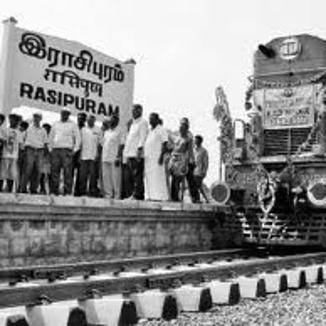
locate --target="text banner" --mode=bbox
[262,85,315,129]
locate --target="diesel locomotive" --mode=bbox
[212,34,326,247]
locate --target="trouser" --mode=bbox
[186,163,199,203]
[194,175,205,200]
[171,174,183,202]
[72,150,81,196]
[102,162,121,199]
[89,157,101,197]
[17,149,25,192]
[40,173,51,194]
[121,163,133,199]
[127,157,144,200]
[21,147,44,193]
[78,160,96,196]
[0,158,18,193]
[50,148,73,195]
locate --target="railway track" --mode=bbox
[1,248,326,325]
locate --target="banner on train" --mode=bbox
[254,85,315,129]
[0,20,135,124]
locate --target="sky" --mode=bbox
[0,0,325,184]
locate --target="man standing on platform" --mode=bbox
[20,113,48,194]
[123,104,148,200]
[49,107,80,195]
[73,112,87,196]
[0,114,22,192]
[102,115,123,199]
[180,117,198,203]
[39,123,52,194]
[78,115,101,196]
[194,135,209,203]
[144,113,169,201]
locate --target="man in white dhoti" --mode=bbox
[144,113,169,201]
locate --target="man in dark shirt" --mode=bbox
[194,135,209,203]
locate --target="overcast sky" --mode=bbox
[0,0,325,183]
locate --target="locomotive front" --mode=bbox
[213,34,326,247]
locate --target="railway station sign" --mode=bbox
[260,85,315,129]
[0,18,135,125]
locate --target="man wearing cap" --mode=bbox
[20,113,48,194]
[49,107,81,195]
[78,115,101,196]
[123,104,148,200]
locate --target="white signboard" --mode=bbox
[0,19,135,126]
[256,85,316,129]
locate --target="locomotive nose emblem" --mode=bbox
[280,37,301,60]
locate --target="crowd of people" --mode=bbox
[0,104,209,203]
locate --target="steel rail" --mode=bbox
[0,248,249,281]
[0,251,325,308]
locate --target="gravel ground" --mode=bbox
[138,284,326,326]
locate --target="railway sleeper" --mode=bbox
[2,263,326,325]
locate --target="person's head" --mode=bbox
[8,114,19,128]
[110,115,119,129]
[102,119,110,131]
[132,104,143,119]
[33,112,42,127]
[16,115,23,125]
[77,112,87,127]
[179,118,189,137]
[42,123,51,135]
[195,135,203,147]
[60,107,71,122]
[0,114,5,126]
[19,121,29,132]
[149,112,160,128]
[87,115,96,128]
[180,117,190,128]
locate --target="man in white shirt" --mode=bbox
[49,107,81,195]
[0,114,22,192]
[144,113,169,201]
[102,115,123,199]
[123,104,148,200]
[20,112,48,194]
[78,115,101,196]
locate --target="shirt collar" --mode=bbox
[133,116,142,123]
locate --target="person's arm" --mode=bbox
[48,124,55,152]
[137,120,148,159]
[159,141,168,165]
[73,123,81,153]
[20,130,26,150]
[203,150,209,177]
[43,129,49,154]
[188,137,195,165]
[158,127,169,165]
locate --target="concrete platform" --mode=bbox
[0,194,242,267]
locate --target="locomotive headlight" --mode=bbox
[258,44,276,58]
